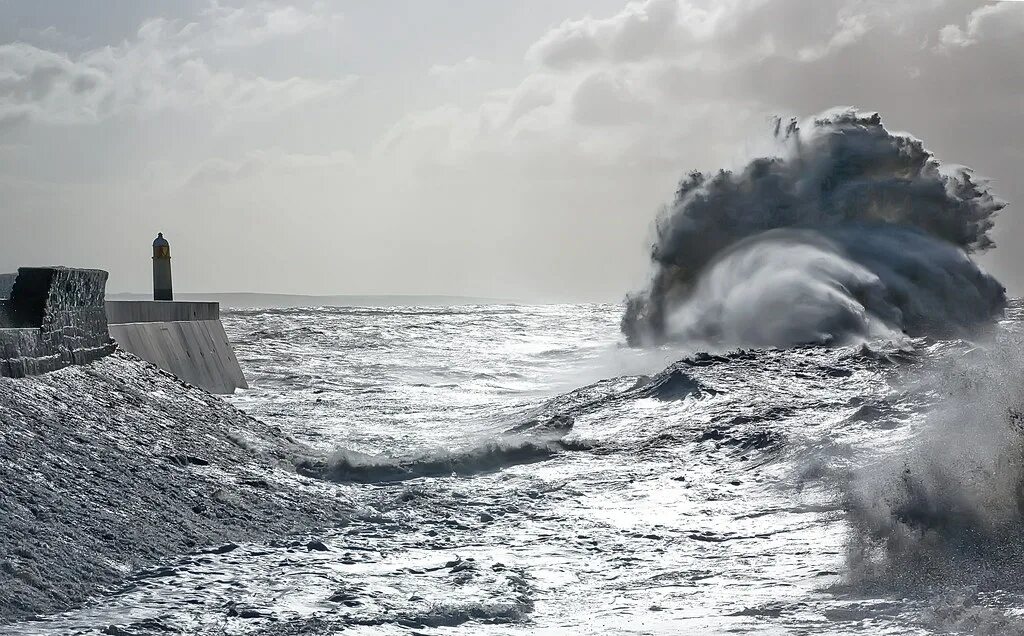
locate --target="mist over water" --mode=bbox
[623,108,1007,348]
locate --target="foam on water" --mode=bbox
[8,303,1024,635]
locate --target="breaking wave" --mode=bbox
[297,362,722,485]
[623,108,1006,348]
[297,428,589,484]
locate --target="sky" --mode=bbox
[0,0,1022,300]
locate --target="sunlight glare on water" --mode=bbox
[12,302,1024,635]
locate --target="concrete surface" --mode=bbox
[106,300,219,323]
[108,319,248,394]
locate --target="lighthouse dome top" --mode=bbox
[153,232,169,248]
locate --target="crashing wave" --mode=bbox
[297,427,589,484]
[623,108,1006,349]
[842,335,1024,589]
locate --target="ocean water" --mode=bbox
[13,301,1024,635]
[2,108,1014,636]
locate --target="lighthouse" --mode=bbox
[152,232,173,301]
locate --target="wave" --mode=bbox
[840,334,1024,591]
[623,108,1006,349]
[298,359,725,485]
[297,426,589,484]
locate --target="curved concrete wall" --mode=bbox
[108,317,247,394]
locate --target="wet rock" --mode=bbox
[328,591,358,602]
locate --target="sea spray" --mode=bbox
[623,108,1006,348]
[842,337,1024,589]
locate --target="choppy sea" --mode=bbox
[14,301,1024,635]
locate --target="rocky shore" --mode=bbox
[0,351,348,623]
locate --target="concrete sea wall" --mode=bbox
[106,300,219,323]
[107,315,248,395]
[0,268,246,393]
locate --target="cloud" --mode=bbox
[524,0,892,72]
[0,43,110,125]
[374,0,889,175]
[371,0,1024,182]
[796,10,870,61]
[526,0,698,70]
[938,1,1024,48]
[198,1,344,48]
[0,2,354,127]
[184,149,356,187]
[428,56,491,82]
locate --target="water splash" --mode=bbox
[624,108,1006,348]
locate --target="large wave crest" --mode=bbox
[623,108,1006,348]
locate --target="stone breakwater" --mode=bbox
[0,267,116,377]
[0,351,349,623]
[1,266,247,394]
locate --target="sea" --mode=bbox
[13,300,1024,635]
[8,110,1021,635]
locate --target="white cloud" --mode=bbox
[428,56,491,81]
[0,43,111,126]
[938,1,1024,48]
[525,0,707,70]
[0,2,354,127]
[796,11,870,61]
[523,0,888,73]
[198,1,344,48]
[184,149,356,187]
[373,0,894,176]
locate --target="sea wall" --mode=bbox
[0,269,247,394]
[106,300,219,323]
[0,267,116,378]
[107,314,248,394]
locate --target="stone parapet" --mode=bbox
[0,267,117,378]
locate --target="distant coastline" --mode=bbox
[106,291,520,309]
